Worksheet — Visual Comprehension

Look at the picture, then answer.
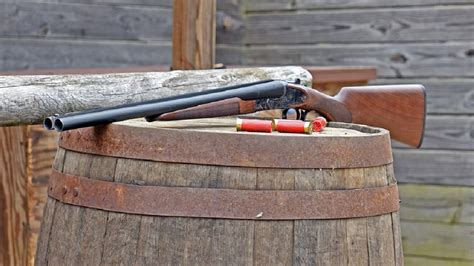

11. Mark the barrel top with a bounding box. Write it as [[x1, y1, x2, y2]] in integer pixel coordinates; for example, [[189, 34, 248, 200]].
[[59, 118, 393, 169]]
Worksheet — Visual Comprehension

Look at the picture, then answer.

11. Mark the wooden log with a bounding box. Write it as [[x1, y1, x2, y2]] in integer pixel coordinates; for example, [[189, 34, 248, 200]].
[[0, 126, 30, 266], [0, 66, 311, 126], [35, 120, 402, 265], [172, 0, 216, 69]]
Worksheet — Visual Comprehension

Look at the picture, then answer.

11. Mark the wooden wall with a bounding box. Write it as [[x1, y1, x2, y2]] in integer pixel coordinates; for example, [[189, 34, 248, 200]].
[[0, 0, 243, 70], [239, 1, 473, 265], [0, 0, 472, 265]]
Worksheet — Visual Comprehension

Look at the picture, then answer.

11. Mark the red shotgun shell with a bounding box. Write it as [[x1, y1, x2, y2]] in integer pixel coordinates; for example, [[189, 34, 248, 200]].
[[312, 117, 327, 132], [236, 118, 273, 133], [272, 119, 313, 134]]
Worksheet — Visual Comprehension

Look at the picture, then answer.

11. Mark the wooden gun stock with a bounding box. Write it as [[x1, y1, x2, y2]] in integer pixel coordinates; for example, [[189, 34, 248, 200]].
[[156, 84, 426, 148], [335, 84, 426, 148]]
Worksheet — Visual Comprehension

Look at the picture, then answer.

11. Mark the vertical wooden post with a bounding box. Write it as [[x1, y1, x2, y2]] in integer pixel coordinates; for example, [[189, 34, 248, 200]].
[[172, 0, 216, 70], [0, 126, 30, 266]]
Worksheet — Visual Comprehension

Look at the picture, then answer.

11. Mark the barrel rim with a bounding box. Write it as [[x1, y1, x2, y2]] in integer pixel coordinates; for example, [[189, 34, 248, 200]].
[[58, 121, 393, 169]]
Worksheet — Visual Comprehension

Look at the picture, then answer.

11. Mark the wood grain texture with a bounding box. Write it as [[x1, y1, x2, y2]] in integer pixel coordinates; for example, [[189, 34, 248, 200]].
[[0, 2, 173, 41], [0, 1, 241, 44], [404, 255, 474, 266], [26, 126, 57, 266], [365, 166, 396, 265], [245, 0, 474, 11], [387, 165, 404, 266], [10, 0, 174, 6], [44, 151, 117, 265], [399, 184, 473, 224], [254, 169, 294, 265], [393, 149, 474, 186], [0, 66, 311, 125], [392, 115, 474, 150], [246, 6, 474, 44], [294, 166, 401, 265], [245, 42, 474, 78], [34, 148, 65, 266], [0, 37, 171, 70], [401, 221, 474, 260], [34, 123, 402, 265], [335, 84, 425, 148], [295, 0, 474, 9], [374, 78, 474, 115], [172, 0, 216, 69], [0, 126, 29, 266], [421, 116, 473, 150]]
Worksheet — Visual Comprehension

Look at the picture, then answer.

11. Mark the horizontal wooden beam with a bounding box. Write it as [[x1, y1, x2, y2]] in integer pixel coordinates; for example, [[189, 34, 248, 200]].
[[399, 183, 473, 224], [375, 78, 474, 115], [245, 42, 474, 78], [393, 149, 474, 186], [401, 221, 474, 260], [246, 6, 474, 44]]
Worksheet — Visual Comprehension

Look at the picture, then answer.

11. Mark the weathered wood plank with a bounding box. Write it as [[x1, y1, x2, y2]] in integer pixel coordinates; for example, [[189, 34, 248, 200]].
[[0, 38, 251, 72], [401, 221, 474, 260], [254, 169, 294, 265], [244, 0, 293, 11], [399, 184, 473, 224], [365, 166, 396, 265], [386, 165, 403, 266], [0, 65, 311, 125], [0, 38, 171, 71], [374, 78, 474, 115], [393, 149, 474, 186], [0, 1, 241, 44], [293, 166, 400, 265], [296, 0, 474, 9], [294, 168, 349, 265], [246, 6, 474, 44], [404, 255, 474, 266], [245, 0, 474, 11], [26, 125, 57, 266], [13, 0, 173, 7], [0, 126, 29, 266], [415, 116, 473, 150], [0, 2, 172, 41], [339, 167, 370, 266], [34, 148, 66, 266], [392, 115, 473, 150], [45, 151, 117, 265], [245, 42, 474, 78], [114, 160, 256, 265]]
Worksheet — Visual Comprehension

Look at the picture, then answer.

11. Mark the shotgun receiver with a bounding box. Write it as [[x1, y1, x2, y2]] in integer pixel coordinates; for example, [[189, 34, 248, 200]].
[[44, 80, 426, 147]]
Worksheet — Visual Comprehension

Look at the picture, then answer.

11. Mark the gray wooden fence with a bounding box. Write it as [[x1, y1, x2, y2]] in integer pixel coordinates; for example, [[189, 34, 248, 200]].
[[0, 0, 472, 265]]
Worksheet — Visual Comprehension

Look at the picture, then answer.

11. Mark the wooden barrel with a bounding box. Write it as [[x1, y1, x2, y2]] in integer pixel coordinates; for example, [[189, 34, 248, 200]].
[[35, 119, 402, 265]]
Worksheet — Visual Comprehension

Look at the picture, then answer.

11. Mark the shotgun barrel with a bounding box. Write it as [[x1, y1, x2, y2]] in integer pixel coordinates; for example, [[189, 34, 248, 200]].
[[44, 80, 287, 132]]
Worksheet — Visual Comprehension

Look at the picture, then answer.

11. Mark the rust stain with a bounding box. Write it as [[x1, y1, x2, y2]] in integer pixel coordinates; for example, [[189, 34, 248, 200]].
[[48, 170, 400, 220], [58, 122, 392, 169]]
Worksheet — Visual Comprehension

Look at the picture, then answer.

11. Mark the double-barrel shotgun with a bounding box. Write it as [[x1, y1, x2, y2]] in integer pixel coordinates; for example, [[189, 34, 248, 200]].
[[44, 79, 426, 147]]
